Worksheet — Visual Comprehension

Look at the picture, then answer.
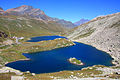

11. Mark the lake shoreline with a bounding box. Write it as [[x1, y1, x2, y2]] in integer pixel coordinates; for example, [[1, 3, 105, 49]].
[[71, 40, 118, 66], [5, 36, 114, 74], [5, 58, 30, 66]]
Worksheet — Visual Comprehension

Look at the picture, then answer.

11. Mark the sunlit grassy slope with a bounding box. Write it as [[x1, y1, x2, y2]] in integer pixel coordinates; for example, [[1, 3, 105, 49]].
[[0, 15, 67, 42]]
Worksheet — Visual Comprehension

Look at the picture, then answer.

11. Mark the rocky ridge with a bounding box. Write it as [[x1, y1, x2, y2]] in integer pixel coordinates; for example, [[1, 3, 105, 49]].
[[0, 5, 76, 28], [4, 5, 52, 21], [67, 12, 120, 66]]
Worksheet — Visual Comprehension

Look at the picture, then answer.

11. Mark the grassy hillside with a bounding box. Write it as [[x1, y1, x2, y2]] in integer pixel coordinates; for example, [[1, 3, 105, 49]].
[[0, 15, 72, 65], [0, 15, 67, 42]]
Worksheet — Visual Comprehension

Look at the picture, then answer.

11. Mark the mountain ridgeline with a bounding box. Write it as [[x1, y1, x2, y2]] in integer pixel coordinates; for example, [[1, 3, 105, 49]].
[[67, 12, 120, 65], [0, 16, 65, 39], [0, 5, 76, 42], [0, 5, 76, 28], [74, 19, 89, 26]]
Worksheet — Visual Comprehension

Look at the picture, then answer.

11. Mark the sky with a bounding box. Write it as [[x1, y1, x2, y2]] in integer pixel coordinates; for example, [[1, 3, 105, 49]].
[[0, 0, 120, 22]]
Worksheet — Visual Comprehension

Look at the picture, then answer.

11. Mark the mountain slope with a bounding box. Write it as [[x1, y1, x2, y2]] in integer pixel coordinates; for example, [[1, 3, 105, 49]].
[[74, 19, 89, 26], [67, 12, 120, 65], [55, 19, 76, 28], [0, 5, 76, 42], [1, 5, 76, 28], [0, 15, 66, 42], [4, 5, 52, 21]]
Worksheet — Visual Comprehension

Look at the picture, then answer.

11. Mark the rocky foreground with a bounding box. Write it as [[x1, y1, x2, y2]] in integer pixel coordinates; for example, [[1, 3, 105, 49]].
[[0, 65, 120, 80], [67, 12, 120, 66], [0, 36, 119, 80]]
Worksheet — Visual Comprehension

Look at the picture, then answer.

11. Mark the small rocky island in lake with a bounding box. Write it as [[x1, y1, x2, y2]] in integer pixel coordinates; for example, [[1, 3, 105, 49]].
[[68, 57, 84, 65]]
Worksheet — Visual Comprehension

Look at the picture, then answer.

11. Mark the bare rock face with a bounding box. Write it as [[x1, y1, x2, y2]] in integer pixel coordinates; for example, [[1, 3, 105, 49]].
[[4, 5, 52, 21], [67, 12, 120, 66]]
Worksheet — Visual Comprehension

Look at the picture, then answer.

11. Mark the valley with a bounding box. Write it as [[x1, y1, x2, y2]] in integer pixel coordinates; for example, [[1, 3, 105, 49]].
[[0, 5, 120, 80]]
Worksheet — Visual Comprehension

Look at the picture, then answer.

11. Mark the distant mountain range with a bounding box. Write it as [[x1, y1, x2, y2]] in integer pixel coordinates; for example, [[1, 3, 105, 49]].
[[0, 5, 76, 28], [74, 19, 89, 26]]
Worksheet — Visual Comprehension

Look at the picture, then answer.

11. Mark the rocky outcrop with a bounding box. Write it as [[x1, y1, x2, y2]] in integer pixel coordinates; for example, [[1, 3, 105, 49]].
[[68, 57, 84, 65], [11, 76, 25, 80], [3, 40, 14, 45], [0, 67, 23, 75], [96, 67, 120, 76], [67, 12, 120, 66]]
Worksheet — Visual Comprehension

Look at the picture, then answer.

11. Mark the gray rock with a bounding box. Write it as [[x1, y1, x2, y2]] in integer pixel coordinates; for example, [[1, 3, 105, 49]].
[[67, 12, 120, 66], [11, 76, 24, 80]]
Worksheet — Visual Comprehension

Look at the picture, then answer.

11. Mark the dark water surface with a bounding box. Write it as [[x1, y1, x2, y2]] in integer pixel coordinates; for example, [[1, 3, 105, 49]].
[[26, 35, 67, 42], [6, 36, 113, 74]]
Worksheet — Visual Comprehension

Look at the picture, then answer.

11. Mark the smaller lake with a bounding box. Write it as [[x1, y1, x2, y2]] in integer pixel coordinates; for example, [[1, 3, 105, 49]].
[[6, 36, 113, 74], [26, 35, 66, 42]]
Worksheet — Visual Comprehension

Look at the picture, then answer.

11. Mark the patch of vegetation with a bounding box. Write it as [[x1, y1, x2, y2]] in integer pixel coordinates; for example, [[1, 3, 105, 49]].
[[0, 15, 67, 39], [24, 73, 53, 80], [18, 38, 74, 53], [40, 66, 102, 79], [0, 38, 74, 64], [107, 73, 120, 79], [74, 28, 95, 39], [22, 65, 103, 80], [0, 73, 16, 80], [0, 45, 10, 49], [110, 20, 120, 28]]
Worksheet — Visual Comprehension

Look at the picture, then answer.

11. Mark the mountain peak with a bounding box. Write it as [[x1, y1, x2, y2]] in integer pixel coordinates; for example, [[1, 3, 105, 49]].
[[6, 5, 33, 12], [4, 5, 51, 21], [74, 19, 89, 26], [17, 5, 33, 9], [1, 5, 75, 28]]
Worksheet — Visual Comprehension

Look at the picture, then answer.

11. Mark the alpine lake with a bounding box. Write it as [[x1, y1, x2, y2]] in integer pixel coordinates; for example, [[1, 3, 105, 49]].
[[6, 36, 113, 74]]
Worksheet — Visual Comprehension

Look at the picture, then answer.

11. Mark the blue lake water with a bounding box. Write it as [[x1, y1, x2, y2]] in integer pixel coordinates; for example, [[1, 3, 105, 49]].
[[6, 36, 113, 74], [26, 35, 67, 42]]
